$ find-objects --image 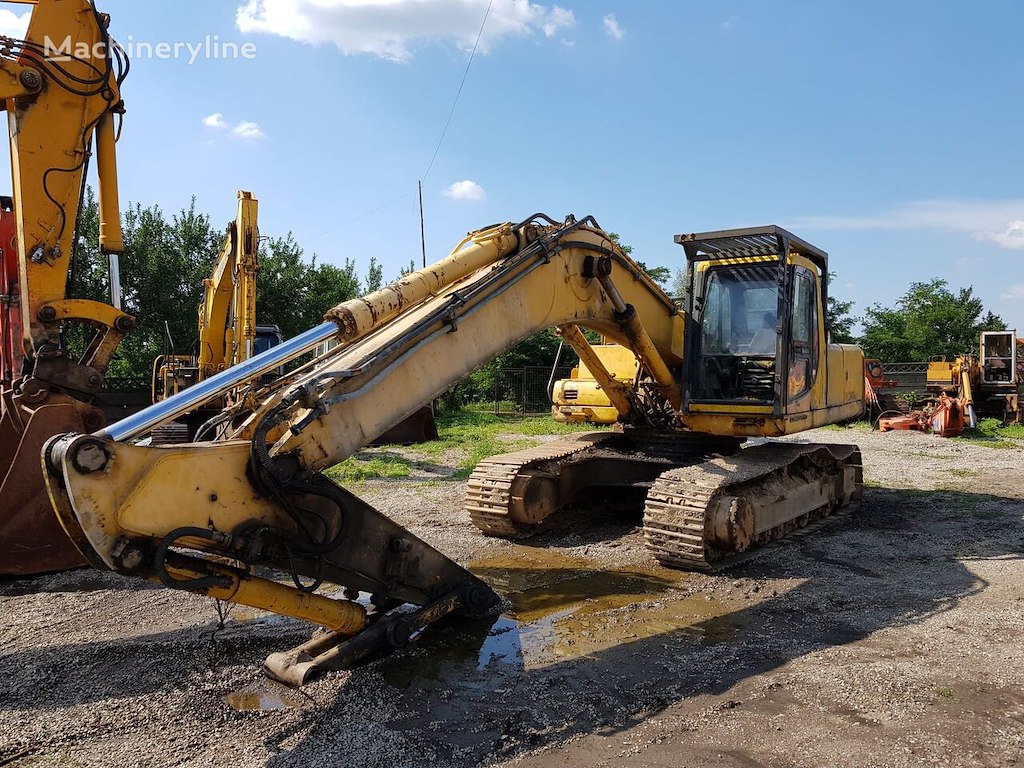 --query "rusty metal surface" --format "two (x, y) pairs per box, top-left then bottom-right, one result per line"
(878, 393), (966, 437)
(0, 398), (94, 574)
(264, 589), (469, 686)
